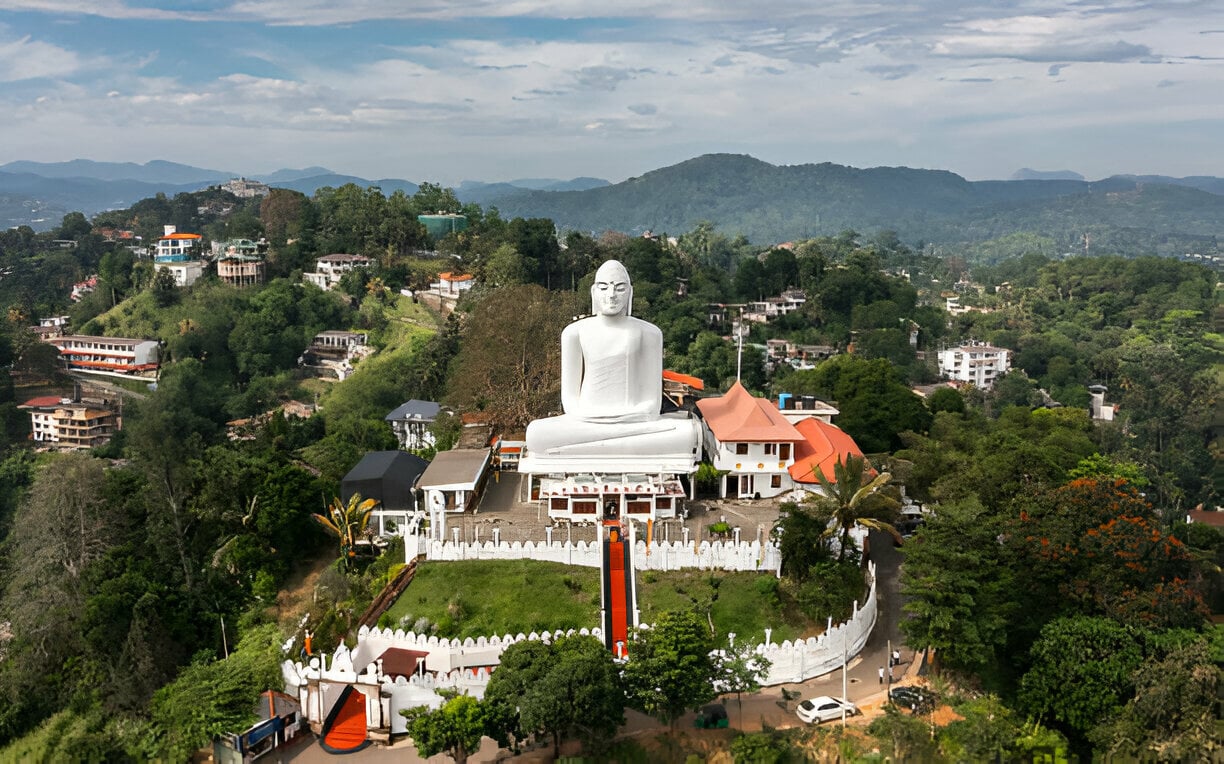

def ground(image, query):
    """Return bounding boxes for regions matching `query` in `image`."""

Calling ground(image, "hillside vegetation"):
[491,154,1224,256]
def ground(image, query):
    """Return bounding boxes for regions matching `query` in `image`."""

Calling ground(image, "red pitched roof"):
[663,369,704,391]
[696,381,802,443]
[20,395,64,408]
[1188,509,1224,527]
[788,417,868,484]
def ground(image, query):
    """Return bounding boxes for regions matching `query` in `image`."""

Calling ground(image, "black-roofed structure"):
[341,451,429,537]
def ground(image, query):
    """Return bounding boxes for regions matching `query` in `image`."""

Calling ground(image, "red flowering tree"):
[1009,478,1207,630]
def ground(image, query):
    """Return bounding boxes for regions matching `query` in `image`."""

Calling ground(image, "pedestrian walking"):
[889,664,895,681]
[892,648,901,666]
[878,666,884,684]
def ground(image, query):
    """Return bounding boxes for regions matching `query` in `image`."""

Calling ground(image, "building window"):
[735,443,749,456]
[764,443,777,456]
[771,475,782,489]
[780,443,791,460]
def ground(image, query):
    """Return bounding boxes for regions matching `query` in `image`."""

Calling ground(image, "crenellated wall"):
[285,562,877,734]
[415,537,783,573]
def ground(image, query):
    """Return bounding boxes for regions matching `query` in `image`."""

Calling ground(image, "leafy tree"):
[730,729,792,764]
[715,643,772,727]
[623,610,717,729]
[1019,616,1144,743]
[788,355,931,452]
[145,624,284,762]
[901,498,1015,675]
[484,635,625,756]
[926,386,965,414]
[400,694,490,764]
[1089,635,1222,760]
[446,284,582,432]
[938,694,1020,762]
[150,267,179,307]
[867,705,938,762]
[772,501,835,582]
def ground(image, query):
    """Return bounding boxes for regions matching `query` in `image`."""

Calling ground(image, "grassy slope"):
[382,559,817,647]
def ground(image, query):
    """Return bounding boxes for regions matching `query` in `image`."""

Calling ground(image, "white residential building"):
[304,254,375,289]
[158,261,205,287]
[48,335,160,375]
[937,342,1010,388]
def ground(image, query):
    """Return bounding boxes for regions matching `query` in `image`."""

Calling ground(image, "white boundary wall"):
[417,538,783,573]
[757,561,877,684]
[284,561,877,731]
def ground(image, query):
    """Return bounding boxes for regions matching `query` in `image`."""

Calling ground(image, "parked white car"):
[796,695,859,724]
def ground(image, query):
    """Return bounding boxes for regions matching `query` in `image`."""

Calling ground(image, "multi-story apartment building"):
[937,342,1011,388]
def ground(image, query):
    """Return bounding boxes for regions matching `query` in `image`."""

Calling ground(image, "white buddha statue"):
[524,260,701,460]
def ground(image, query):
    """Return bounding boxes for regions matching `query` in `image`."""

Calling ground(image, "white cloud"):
[0,29,84,81]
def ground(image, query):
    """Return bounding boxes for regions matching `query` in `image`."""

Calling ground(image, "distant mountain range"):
[0,159,610,230]
[485,154,1224,255]
[2,156,1222,260]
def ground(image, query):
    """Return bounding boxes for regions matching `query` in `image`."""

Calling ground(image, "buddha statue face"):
[591,260,632,317]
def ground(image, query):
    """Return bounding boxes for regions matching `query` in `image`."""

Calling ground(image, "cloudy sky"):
[1,1,1222,185]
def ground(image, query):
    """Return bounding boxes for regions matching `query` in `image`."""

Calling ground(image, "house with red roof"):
[696,382,806,499]
[696,381,869,499]
[430,271,475,298]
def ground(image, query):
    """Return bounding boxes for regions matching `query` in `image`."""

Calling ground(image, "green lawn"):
[381,560,820,647]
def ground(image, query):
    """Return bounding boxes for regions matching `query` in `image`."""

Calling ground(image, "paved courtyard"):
[448,470,786,548]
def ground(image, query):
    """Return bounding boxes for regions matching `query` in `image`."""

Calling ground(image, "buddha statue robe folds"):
[521,260,701,470]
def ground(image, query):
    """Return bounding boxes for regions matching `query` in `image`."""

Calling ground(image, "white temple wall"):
[285,564,877,728]
[413,537,783,573]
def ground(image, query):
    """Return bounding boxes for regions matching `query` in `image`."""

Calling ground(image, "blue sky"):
[1,1,1222,185]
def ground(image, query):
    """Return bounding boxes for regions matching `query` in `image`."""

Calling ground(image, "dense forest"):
[0,180,1219,759]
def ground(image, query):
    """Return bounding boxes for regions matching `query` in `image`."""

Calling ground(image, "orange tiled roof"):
[696,381,802,443]
[662,369,704,391]
[439,272,474,281]
[20,395,64,408]
[160,232,202,240]
[788,417,868,484]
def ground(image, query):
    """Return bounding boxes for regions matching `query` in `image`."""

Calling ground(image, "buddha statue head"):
[591,259,632,317]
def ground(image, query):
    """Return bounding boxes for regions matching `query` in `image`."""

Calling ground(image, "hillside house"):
[70,276,98,302]
[341,451,430,537]
[430,272,475,298]
[937,341,1010,388]
[385,400,442,451]
[743,290,806,324]
[304,254,375,289]
[418,449,492,541]
[48,335,160,375]
[154,226,203,262]
[158,260,205,287]
[19,395,119,449]
[215,254,266,287]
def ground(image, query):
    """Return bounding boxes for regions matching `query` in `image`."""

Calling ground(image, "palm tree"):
[808,454,901,561]
[313,493,378,566]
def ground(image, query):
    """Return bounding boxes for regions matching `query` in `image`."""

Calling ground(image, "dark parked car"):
[694,703,728,729]
[889,685,935,714]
